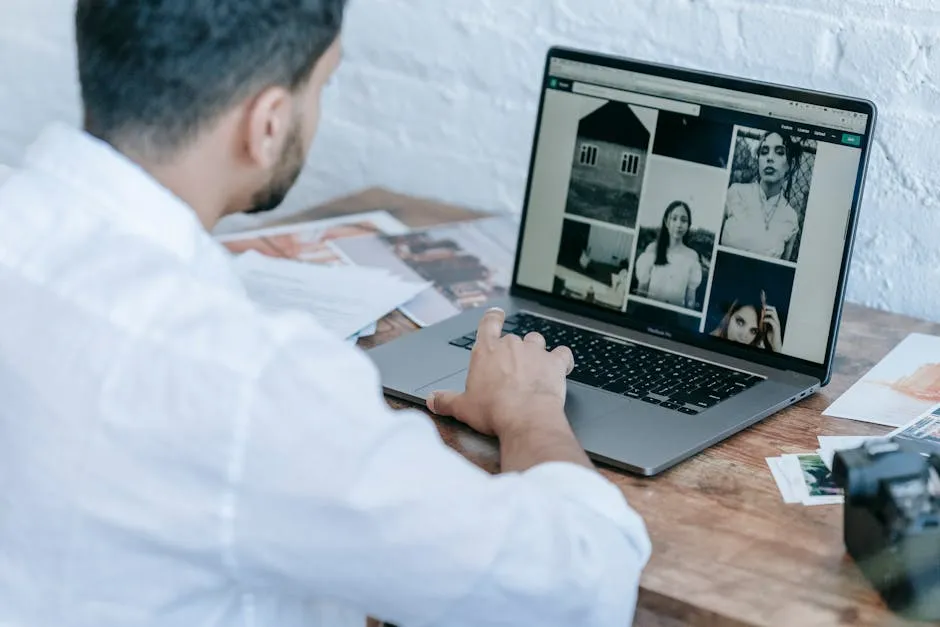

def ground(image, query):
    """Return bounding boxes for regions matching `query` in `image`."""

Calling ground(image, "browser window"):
[516,57,868,365]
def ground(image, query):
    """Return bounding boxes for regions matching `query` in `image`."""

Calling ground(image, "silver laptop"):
[368,46,877,476]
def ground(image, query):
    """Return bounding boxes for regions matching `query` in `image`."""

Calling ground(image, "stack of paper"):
[766,436,884,506]
[766,453,844,506]
[233,250,430,341]
[765,332,940,507]
[331,214,519,327]
[767,407,940,507]
[766,407,940,506]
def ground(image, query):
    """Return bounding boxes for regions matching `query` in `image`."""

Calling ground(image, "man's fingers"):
[552,345,576,375]
[523,331,546,349]
[427,390,463,417]
[475,307,506,346]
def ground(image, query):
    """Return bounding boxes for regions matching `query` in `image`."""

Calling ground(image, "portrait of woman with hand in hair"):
[710,290,783,352]
[634,200,704,310]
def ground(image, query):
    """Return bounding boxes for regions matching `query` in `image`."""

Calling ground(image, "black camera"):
[832,439,940,621]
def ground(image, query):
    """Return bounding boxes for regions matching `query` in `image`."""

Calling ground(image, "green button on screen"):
[842,133,861,146]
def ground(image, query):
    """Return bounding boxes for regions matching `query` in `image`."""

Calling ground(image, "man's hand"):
[427,308,575,438]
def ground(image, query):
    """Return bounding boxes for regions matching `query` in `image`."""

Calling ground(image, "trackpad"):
[415,369,468,399]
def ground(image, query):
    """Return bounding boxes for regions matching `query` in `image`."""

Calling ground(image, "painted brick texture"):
[2,0,939,319]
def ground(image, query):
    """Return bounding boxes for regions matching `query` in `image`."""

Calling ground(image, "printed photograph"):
[886,405,940,456]
[629,157,727,312]
[775,454,843,505]
[626,301,701,333]
[706,250,795,354]
[893,413,940,447]
[564,101,656,229]
[797,454,842,498]
[824,333,940,427]
[216,210,409,266]
[554,218,635,311]
[332,215,518,327]
[720,127,817,263]
[383,230,507,311]
[651,111,734,169]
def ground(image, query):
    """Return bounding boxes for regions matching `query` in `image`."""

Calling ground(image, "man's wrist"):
[492,401,572,442]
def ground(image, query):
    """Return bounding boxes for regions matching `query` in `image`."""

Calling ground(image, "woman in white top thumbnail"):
[720,131,800,261]
[635,200,703,310]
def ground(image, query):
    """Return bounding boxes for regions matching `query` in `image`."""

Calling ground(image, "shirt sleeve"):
[724,184,743,220]
[784,204,800,242]
[688,252,703,292]
[230,313,651,627]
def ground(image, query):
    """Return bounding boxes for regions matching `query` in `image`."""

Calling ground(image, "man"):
[0,2,651,626]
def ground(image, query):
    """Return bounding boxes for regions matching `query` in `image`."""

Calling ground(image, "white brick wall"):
[2,0,940,321]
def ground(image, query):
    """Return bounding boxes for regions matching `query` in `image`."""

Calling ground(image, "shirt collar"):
[24,122,207,263]
[758,183,783,204]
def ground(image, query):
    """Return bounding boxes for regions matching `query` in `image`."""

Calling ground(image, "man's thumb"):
[427,390,462,417]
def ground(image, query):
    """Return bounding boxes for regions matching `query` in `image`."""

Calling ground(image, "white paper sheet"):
[216,210,410,267]
[233,250,429,340]
[331,214,519,327]
[765,454,844,506]
[823,333,940,427]
[817,435,883,470]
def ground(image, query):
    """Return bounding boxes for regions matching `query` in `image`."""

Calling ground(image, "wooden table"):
[286,188,937,627]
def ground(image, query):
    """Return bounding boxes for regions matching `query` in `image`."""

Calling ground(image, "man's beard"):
[246,129,305,215]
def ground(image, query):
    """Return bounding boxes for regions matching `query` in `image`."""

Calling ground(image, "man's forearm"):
[497,409,593,474]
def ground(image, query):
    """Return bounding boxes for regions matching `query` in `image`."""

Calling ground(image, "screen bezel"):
[509,46,878,386]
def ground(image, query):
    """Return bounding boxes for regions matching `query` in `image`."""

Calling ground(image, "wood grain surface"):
[288,188,935,626]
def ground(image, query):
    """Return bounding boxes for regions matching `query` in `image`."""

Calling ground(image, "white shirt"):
[635,243,702,308]
[0,124,651,627]
[720,182,799,259]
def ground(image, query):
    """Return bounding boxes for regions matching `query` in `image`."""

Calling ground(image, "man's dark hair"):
[75,0,347,157]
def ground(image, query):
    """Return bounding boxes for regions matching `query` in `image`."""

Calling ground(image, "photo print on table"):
[628,157,727,313]
[564,101,657,229]
[706,250,796,354]
[554,217,635,312]
[720,126,817,264]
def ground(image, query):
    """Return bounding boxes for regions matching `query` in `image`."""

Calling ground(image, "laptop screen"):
[514,50,873,370]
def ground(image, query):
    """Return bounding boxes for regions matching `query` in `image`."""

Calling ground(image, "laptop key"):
[449,337,473,349]
[602,378,630,394]
[569,369,604,387]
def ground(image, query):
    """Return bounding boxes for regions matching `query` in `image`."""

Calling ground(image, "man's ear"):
[244,86,294,169]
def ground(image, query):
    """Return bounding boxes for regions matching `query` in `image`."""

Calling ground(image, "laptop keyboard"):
[448,312,763,415]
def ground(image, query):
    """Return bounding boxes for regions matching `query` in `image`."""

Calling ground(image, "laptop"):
[368,46,877,476]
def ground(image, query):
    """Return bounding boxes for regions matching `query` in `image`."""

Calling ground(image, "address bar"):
[572,82,701,117]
